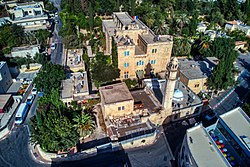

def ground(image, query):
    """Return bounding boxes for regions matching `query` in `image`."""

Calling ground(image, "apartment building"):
[7,1,49,31]
[0,62,13,94]
[102,12,173,80]
[179,107,250,167]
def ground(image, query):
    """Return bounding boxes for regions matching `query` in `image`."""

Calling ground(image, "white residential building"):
[7,1,49,31]
[11,45,40,58]
[179,107,250,167]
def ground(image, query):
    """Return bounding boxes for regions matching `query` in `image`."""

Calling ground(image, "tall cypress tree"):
[88,1,94,31]
[207,38,238,90]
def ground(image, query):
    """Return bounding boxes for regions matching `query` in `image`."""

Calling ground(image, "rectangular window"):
[195,84,199,88]
[122,106,125,110]
[124,72,129,79]
[137,60,144,66]
[152,48,157,53]
[150,60,156,64]
[124,51,130,56]
[124,62,129,67]
[118,107,121,111]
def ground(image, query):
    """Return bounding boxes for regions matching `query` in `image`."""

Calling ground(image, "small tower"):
[163,57,178,110]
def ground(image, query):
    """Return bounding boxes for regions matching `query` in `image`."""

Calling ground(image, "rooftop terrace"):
[61,72,89,99]
[66,49,85,72]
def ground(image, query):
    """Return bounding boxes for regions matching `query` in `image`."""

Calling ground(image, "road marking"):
[24,125,31,137]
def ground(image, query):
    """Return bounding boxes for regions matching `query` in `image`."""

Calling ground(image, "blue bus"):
[15,103,29,125]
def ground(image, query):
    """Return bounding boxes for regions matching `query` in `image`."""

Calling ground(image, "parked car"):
[205,110,217,121]
[55,12,58,17]
[51,43,56,50]
[55,19,59,24]
[31,88,37,95]
[26,95,34,106]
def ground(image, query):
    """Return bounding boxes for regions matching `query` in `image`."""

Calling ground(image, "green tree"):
[44,0,57,11]
[35,29,50,46]
[130,0,135,16]
[124,78,137,90]
[88,1,94,31]
[33,62,66,93]
[73,113,95,137]
[206,38,238,90]
[91,62,120,87]
[30,91,79,152]
[175,13,190,36]
[34,53,48,65]
[172,37,191,57]
[111,37,118,68]
[242,102,250,117]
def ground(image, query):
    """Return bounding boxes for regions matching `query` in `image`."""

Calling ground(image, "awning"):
[136,70,144,79]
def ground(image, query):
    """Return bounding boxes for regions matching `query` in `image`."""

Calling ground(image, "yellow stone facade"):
[103,12,173,80]
[179,72,208,94]
[101,100,134,119]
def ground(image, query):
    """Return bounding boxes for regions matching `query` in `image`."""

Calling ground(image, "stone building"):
[178,58,216,94]
[99,82,134,119]
[60,72,89,104]
[99,58,203,142]
[102,12,173,80]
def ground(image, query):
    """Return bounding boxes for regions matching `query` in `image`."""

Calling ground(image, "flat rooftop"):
[102,20,116,36]
[140,32,173,44]
[0,94,12,109]
[12,14,48,22]
[143,79,202,111]
[66,49,85,71]
[113,12,145,29]
[179,59,214,80]
[7,81,22,94]
[99,82,133,105]
[219,107,250,152]
[11,45,39,52]
[187,125,230,167]
[17,71,38,81]
[103,12,173,44]
[61,72,89,99]
[130,89,161,113]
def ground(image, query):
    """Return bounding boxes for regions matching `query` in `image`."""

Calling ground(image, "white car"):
[55,12,58,17]
[31,88,37,95]
[51,43,56,50]
[26,95,34,106]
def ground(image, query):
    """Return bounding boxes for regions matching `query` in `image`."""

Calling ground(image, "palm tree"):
[154,19,169,35]
[175,14,190,36]
[73,113,95,138]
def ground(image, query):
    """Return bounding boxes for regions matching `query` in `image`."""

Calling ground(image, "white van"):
[15,103,29,125]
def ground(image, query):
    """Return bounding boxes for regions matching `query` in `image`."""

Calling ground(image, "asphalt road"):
[0,94,49,167]
[50,0,63,65]
[126,134,173,167]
